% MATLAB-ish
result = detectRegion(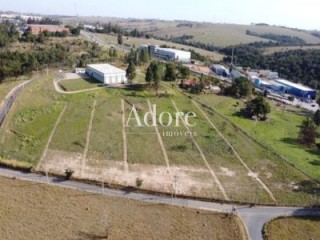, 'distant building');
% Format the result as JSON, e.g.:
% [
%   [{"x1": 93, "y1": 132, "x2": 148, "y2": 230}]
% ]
[
  {"x1": 27, "y1": 24, "x2": 68, "y2": 35},
  {"x1": 140, "y1": 45, "x2": 191, "y2": 62},
  {"x1": 211, "y1": 64, "x2": 230, "y2": 77},
  {"x1": 275, "y1": 79, "x2": 317, "y2": 101},
  {"x1": 86, "y1": 64, "x2": 127, "y2": 84}
]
